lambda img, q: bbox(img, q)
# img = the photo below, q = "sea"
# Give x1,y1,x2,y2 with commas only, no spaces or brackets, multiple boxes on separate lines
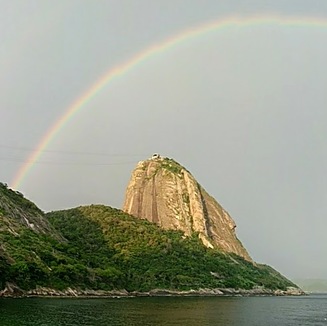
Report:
0,294,326,326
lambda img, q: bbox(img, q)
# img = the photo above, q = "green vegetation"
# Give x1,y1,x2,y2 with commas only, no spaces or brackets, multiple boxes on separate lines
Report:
144,157,185,180
161,158,184,176
0,183,296,292
0,183,42,214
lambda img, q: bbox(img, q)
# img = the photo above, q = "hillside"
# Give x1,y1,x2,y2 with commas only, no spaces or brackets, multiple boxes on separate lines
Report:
0,182,60,238
0,182,84,290
0,182,299,294
47,205,297,292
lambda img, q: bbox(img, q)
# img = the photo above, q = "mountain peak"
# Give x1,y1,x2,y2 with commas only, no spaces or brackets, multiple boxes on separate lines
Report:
123,156,251,261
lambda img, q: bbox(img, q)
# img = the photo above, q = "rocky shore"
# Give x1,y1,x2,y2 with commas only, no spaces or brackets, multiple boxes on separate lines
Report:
0,283,305,298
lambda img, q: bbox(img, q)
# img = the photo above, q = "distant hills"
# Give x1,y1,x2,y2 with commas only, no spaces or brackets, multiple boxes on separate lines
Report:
293,279,327,292
0,156,302,296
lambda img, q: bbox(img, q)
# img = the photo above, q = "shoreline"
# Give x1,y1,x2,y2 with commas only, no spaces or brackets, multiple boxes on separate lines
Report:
0,284,305,298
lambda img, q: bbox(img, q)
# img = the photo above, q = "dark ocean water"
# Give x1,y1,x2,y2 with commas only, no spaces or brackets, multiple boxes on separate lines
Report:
0,294,326,326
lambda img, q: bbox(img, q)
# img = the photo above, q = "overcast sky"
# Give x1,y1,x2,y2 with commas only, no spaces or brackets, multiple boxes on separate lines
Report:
1,0,327,280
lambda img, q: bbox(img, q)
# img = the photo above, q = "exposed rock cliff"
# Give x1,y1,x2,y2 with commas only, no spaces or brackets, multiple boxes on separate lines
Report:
123,156,252,261
0,182,62,239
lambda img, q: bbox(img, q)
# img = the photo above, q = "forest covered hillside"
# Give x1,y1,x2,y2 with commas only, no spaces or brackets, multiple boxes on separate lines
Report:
0,182,298,294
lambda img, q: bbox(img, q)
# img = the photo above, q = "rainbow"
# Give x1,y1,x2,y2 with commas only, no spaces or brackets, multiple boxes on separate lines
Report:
11,14,327,189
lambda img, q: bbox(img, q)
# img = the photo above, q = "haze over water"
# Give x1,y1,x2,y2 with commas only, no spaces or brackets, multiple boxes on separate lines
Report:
1,295,327,326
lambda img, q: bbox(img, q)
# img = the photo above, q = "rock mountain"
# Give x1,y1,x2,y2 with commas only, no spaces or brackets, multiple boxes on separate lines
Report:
0,175,300,295
123,155,251,261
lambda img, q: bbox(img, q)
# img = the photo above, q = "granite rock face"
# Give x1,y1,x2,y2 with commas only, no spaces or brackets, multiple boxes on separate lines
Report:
123,156,251,261
0,182,62,240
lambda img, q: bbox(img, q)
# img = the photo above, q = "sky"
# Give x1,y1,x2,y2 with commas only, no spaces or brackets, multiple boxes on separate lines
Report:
1,0,327,280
